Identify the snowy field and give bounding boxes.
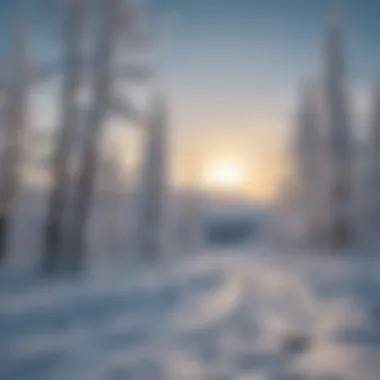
[1,247,380,380]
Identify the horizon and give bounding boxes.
[2,0,380,203]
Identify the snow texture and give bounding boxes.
[1,248,380,380]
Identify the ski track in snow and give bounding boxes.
[1,248,380,380]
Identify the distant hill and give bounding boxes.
[200,196,268,246]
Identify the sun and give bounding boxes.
[201,160,245,191]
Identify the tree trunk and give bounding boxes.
[42,0,85,274]
[65,0,119,273]
[0,15,28,264]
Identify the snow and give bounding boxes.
[1,247,380,380]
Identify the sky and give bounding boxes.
[2,0,380,203]
[143,0,380,201]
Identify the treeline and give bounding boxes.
[0,0,171,275]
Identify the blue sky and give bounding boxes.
[147,0,380,199]
[1,0,380,200]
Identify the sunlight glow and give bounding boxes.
[202,160,245,191]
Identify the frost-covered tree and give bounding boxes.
[41,0,152,274]
[63,0,121,273]
[41,0,87,274]
[178,146,202,255]
[63,0,157,272]
[0,14,29,263]
[137,91,169,259]
[368,75,380,239]
[294,82,321,245]
[322,17,353,249]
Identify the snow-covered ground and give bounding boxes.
[1,247,380,380]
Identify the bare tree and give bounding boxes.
[41,0,86,274]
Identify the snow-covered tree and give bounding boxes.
[137,91,169,259]
[63,0,157,272]
[367,75,380,240]
[177,145,202,255]
[322,16,353,249]
[294,82,322,245]
[63,0,122,273]
[41,0,87,274]
[0,13,29,263]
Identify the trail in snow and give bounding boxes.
[1,248,380,380]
